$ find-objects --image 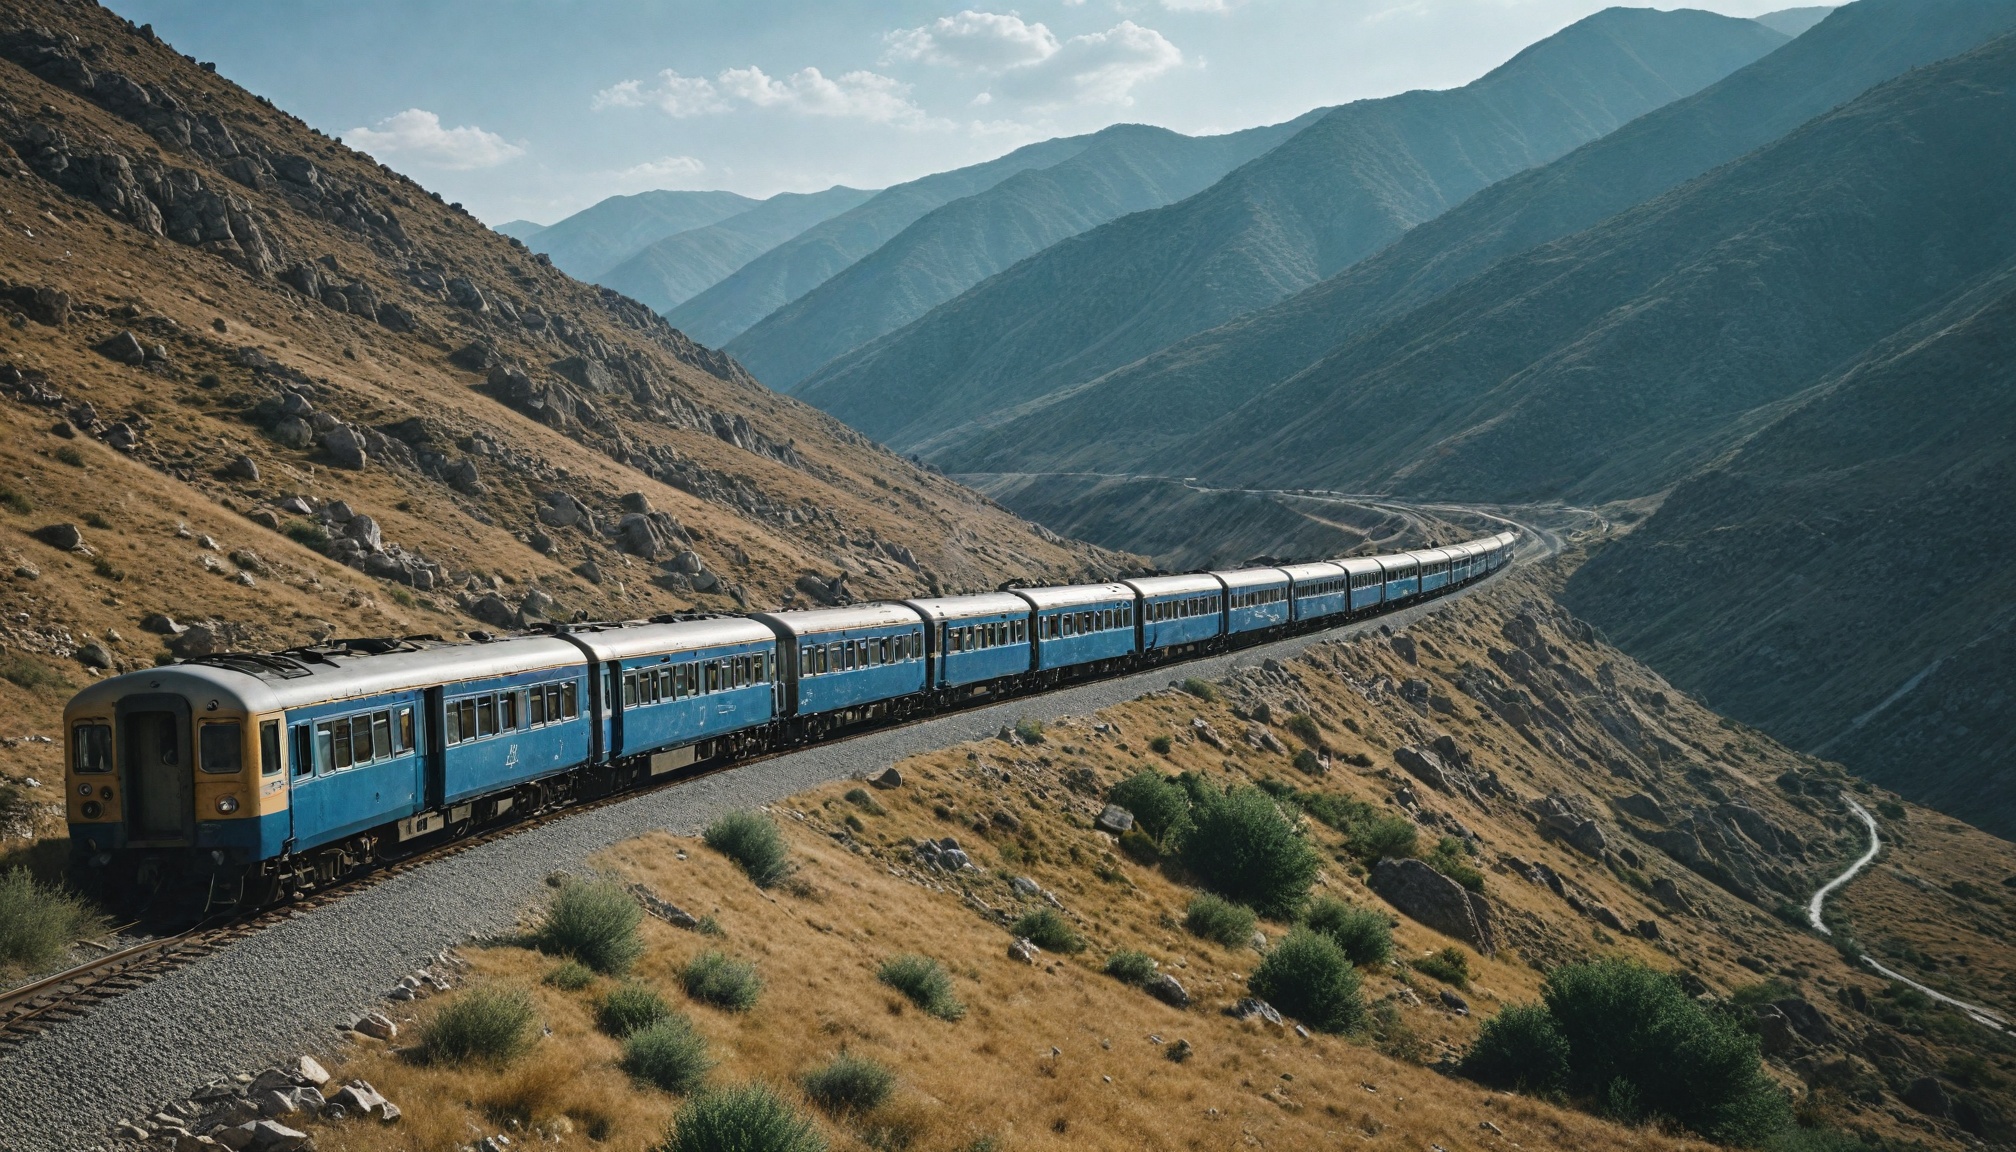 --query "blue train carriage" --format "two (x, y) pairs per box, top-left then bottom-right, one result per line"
(1123, 574), (1224, 655)
(1377, 553), (1421, 602)
(1215, 567), (1292, 635)
(1339, 557), (1388, 613)
(900, 592), (1033, 698)
(1015, 583), (1139, 678)
(1412, 548), (1455, 595)
(566, 616), (778, 776)
(1280, 561), (1350, 624)
(752, 604), (927, 734)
